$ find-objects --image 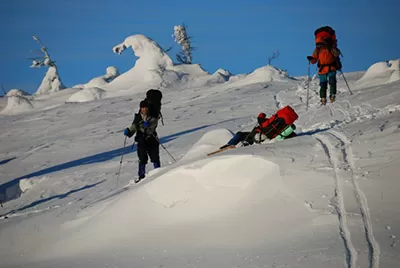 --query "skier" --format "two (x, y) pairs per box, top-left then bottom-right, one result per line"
(124, 99), (160, 180)
(307, 26), (342, 105)
(219, 107), (298, 150)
